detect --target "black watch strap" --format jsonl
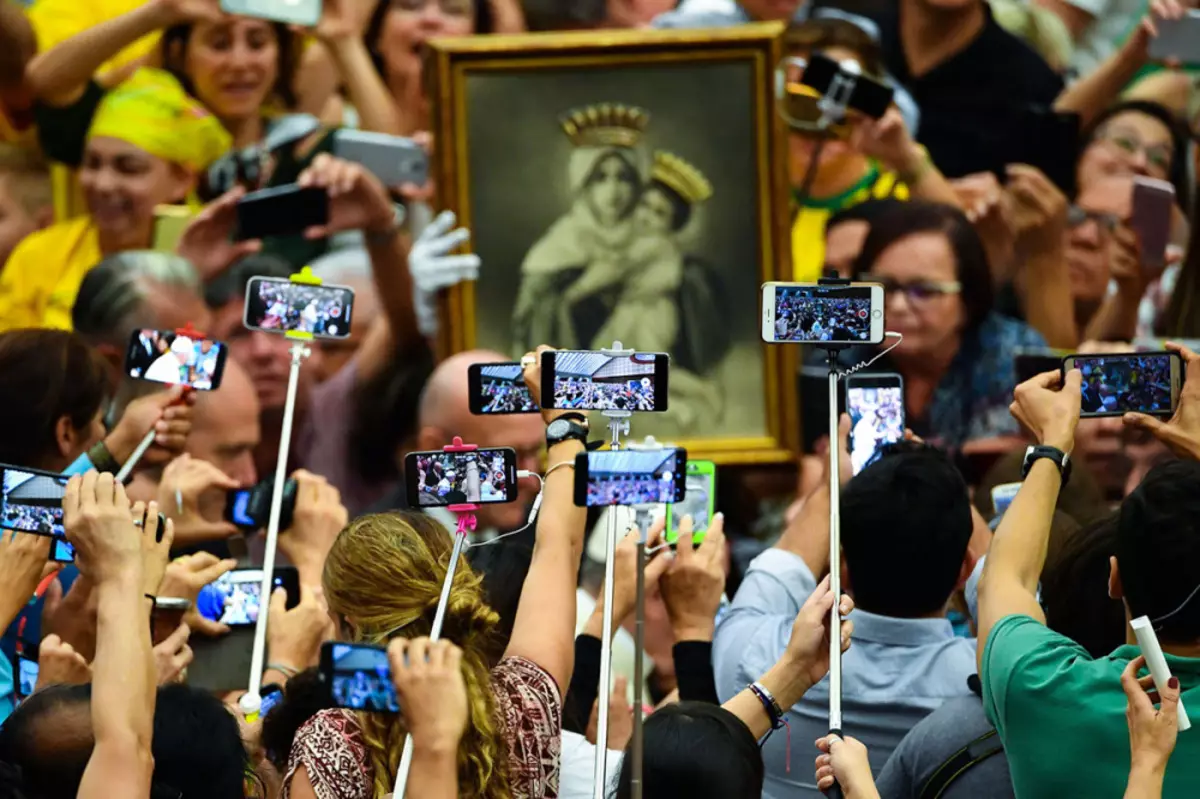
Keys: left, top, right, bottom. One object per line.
{"left": 557, "top": 411, "right": 589, "bottom": 426}
{"left": 547, "top": 418, "right": 590, "bottom": 447}
{"left": 1023, "top": 445, "right": 1071, "bottom": 485}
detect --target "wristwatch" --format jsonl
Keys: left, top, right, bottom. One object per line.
{"left": 546, "top": 414, "right": 589, "bottom": 448}
{"left": 1021, "top": 445, "right": 1071, "bottom": 485}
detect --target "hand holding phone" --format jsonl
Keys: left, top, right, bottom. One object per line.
{"left": 1147, "top": 11, "right": 1200, "bottom": 63}
{"left": 387, "top": 638, "right": 470, "bottom": 746}
{"left": 195, "top": 566, "right": 299, "bottom": 627}
{"left": 321, "top": 641, "right": 400, "bottom": 713}
{"left": 332, "top": 129, "right": 429, "bottom": 188}
{"left": 1063, "top": 351, "right": 1183, "bottom": 418}
{"left": 666, "top": 460, "right": 716, "bottom": 543}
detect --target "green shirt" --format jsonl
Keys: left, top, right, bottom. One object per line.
{"left": 982, "top": 614, "right": 1200, "bottom": 798}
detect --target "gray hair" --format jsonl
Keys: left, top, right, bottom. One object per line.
{"left": 72, "top": 251, "right": 201, "bottom": 347}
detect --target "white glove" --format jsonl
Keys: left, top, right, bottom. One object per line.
{"left": 411, "top": 210, "right": 482, "bottom": 336}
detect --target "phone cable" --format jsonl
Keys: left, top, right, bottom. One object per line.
{"left": 463, "top": 471, "right": 544, "bottom": 549}
{"left": 833, "top": 332, "right": 903, "bottom": 380}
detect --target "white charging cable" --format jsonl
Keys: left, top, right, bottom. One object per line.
{"left": 464, "top": 470, "right": 544, "bottom": 549}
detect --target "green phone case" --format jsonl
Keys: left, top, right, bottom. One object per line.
{"left": 665, "top": 461, "right": 716, "bottom": 544}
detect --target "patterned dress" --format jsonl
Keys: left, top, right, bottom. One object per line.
{"left": 283, "top": 656, "right": 562, "bottom": 799}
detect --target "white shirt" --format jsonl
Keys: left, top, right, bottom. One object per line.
{"left": 1062, "top": 0, "right": 1144, "bottom": 77}
{"left": 558, "top": 730, "right": 624, "bottom": 799}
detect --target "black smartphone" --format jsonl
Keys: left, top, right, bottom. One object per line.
{"left": 319, "top": 641, "right": 399, "bottom": 713}
{"left": 125, "top": 328, "right": 228, "bottom": 390}
{"left": 195, "top": 566, "right": 299, "bottom": 627}
{"left": 404, "top": 447, "right": 519, "bottom": 507}
{"left": 1063, "top": 351, "right": 1184, "bottom": 418}
{"left": 224, "top": 476, "right": 297, "bottom": 532}
{"left": 0, "top": 465, "right": 68, "bottom": 538}
{"left": 234, "top": 184, "right": 328, "bottom": 240}
{"left": 845, "top": 373, "right": 905, "bottom": 476}
{"left": 540, "top": 350, "right": 670, "bottom": 413}
{"left": 243, "top": 276, "right": 355, "bottom": 340}
{"left": 800, "top": 52, "right": 893, "bottom": 120}
{"left": 1014, "top": 348, "right": 1070, "bottom": 385}
{"left": 468, "top": 362, "right": 539, "bottom": 415}
{"left": 574, "top": 447, "right": 687, "bottom": 508}
{"left": 16, "top": 652, "right": 38, "bottom": 700}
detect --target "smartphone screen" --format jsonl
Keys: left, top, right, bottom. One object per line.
{"left": 225, "top": 489, "right": 255, "bottom": 529}
{"left": 17, "top": 655, "right": 38, "bottom": 699}
{"left": 244, "top": 277, "right": 355, "bottom": 340}
{"left": 195, "top": 567, "right": 299, "bottom": 627}
{"left": 0, "top": 466, "right": 68, "bottom": 537}
{"left": 234, "top": 185, "right": 329, "bottom": 241}
{"left": 125, "top": 329, "right": 227, "bottom": 390}
{"left": 321, "top": 642, "right": 399, "bottom": 713}
{"left": 666, "top": 461, "right": 716, "bottom": 543}
{"left": 404, "top": 447, "right": 518, "bottom": 507}
{"left": 468, "top": 362, "right": 538, "bottom": 414}
{"left": 846, "top": 375, "right": 905, "bottom": 475}
{"left": 1067, "top": 352, "right": 1182, "bottom": 417}
{"left": 762, "top": 282, "right": 885, "bottom": 344}
{"left": 575, "top": 447, "right": 687, "bottom": 507}
{"left": 541, "top": 350, "right": 670, "bottom": 412}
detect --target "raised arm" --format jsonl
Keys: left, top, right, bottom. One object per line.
{"left": 66, "top": 474, "right": 167, "bottom": 799}
{"left": 853, "top": 106, "right": 962, "bottom": 210}
{"left": 975, "top": 370, "right": 1081, "bottom": 672}
{"left": 501, "top": 347, "right": 587, "bottom": 692}
{"left": 1006, "top": 165, "right": 1078, "bottom": 349}
{"left": 313, "top": 0, "right": 403, "bottom": 135}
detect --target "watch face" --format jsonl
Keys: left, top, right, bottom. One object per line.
{"left": 547, "top": 419, "right": 569, "bottom": 438}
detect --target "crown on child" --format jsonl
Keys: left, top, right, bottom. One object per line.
{"left": 560, "top": 104, "right": 650, "bottom": 148}
{"left": 651, "top": 151, "right": 713, "bottom": 204}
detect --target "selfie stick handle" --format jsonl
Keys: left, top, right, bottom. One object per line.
{"left": 245, "top": 338, "right": 311, "bottom": 709}
{"left": 114, "top": 429, "right": 157, "bottom": 483}
{"left": 394, "top": 438, "right": 479, "bottom": 797}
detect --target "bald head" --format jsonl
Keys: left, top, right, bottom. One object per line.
{"left": 418, "top": 349, "right": 503, "bottom": 433}
{"left": 190, "top": 359, "right": 261, "bottom": 486}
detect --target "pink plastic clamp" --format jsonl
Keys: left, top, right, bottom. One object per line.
{"left": 443, "top": 436, "right": 481, "bottom": 519}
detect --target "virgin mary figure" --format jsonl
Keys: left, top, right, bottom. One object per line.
{"left": 511, "top": 104, "right": 649, "bottom": 353}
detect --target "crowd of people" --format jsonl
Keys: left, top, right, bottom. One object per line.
{"left": 0, "top": 0, "right": 1196, "bottom": 796}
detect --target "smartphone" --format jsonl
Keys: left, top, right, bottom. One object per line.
{"left": 468, "top": 362, "right": 539, "bottom": 415}
{"left": 319, "top": 642, "right": 399, "bottom": 713}
{"left": 219, "top": 0, "right": 322, "bottom": 28}
{"left": 195, "top": 566, "right": 300, "bottom": 627}
{"left": 1063, "top": 351, "right": 1184, "bottom": 418}
{"left": 332, "top": 129, "right": 428, "bottom": 188}
{"left": 125, "top": 329, "right": 227, "bottom": 390}
{"left": 152, "top": 205, "right": 195, "bottom": 252}
{"left": 540, "top": 350, "right": 670, "bottom": 412}
{"left": 404, "top": 447, "right": 519, "bottom": 507}
{"left": 1014, "top": 347, "right": 1071, "bottom": 385}
{"left": 761, "top": 282, "right": 885, "bottom": 345}
{"left": 665, "top": 460, "right": 716, "bottom": 544}
{"left": 1147, "top": 11, "right": 1200, "bottom": 63}
{"left": 0, "top": 465, "right": 68, "bottom": 538}
{"left": 799, "top": 52, "right": 893, "bottom": 119}
{"left": 224, "top": 476, "right": 298, "bottom": 532}
{"left": 1131, "top": 176, "right": 1176, "bottom": 269}
{"left": 845, "top": 373, "right": 905, "bottom": 475}
{"left": 234, "top": 184, "right": 329, "bottom": 241}
{"left": 243, "top": 276, "right": 355, "bottom": 340}
{"left": 16, "top": 653, "right": 37, "bottom": 700}
{"left": 574, "top": 447, "right": 687, "bottom": 508}
{"left": 52, "top": 539, "right": 74, "bottom": 563}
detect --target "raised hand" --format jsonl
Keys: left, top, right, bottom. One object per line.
{"left": 136, "top": 501, "right": 175, "bottom": 599}
{"left": 64, "top": 473, "right": 143, "bottom": 588}
{"left": 1005, "top": 164, "right": 1068, "bottom": 251}
{"left": 1124, "top": 341, "right": 1200, "bottom": 460}
{"left": 158, "top": 552, "right": 239, "bottom": 637}
{"left": 784, "top": 574, "right": 855, "bottom": 690}
{"left": 267, "top": 584, "right": 333, "bottom": 672}
{"left": 660, "top": 513, "right": 727, "bottom": 642}
{"left": 158, "top": 454, "right": 241, "bottom": 544}
{"left": 1009, "top": 369, "right": 1083, "bottom": 453}
{"left": 278, "top": 470, "right": 348, "bottom": 584}
{"left": 106, "top": 387, "right": 195, "bottom": 468}
{"left": 34, "top": 634, "right": 92, "bottom": 692}
{"left": 411, "top": 210, "right": 482, "bottom": 336}
{"left": 588, "top": 520, "right": 672, "bottom": 636}
{"left": 297, "top": 153, "right": 395, "bottom": 240}
{"left": 153, "top": 622, "right": 193, "bottom": 685}
{"left": 175, "top": 187, "right": 264, "bottom": 282}
{"left": 388, "top": 638, "right": 470, "bottom": 753}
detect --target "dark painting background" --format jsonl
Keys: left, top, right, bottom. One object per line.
{"left": 461, "top": 59, "right": 768, "bottom": 439}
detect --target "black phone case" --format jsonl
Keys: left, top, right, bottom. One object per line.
{"left": 234, "top": 186, "right": 329, "bottom": 240}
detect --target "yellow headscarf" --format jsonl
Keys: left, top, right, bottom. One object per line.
{"left": 87, "top": 68, "right": 231, "bottom": 173}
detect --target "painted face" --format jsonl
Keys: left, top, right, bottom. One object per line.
{"left": 584, "top": 154, "right": 638, "bottom": 226}
{"left": 869, "top": 232, "right": 965, "bottom": 359}
{"left": 183, "top": 15, "right": 280, "bottom": 124}
{"left": 375, "top": 0, "right": 475, "bottom": 87}
{"left": 80, "top": 137, "right": 187, "bottom": 244}
{"left": 1077, "top": 110, "right": 1174, "bottom": 191}
{"left": 634, "top": 186, "right": 675, "bottom": 234}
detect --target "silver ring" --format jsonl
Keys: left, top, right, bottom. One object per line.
{"left": 520, "top": 355, "right": 536, "bottom": 367}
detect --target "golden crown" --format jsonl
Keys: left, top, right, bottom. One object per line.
{"left": 651, "top": 151, "right": 713, "bottom": 205}
{"left": 560, "top": 104, "right": 650, "bottom": 148}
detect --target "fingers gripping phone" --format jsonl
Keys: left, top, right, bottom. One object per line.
{"left": 761, "top": 282, "right": 885, "bottom": 344}
{"left": 540, "top": 350, "right": 670, "bottom": 412}
{"left": 468, "top": 362, "right": 539, "bottom": 414}
{"left": 320, "top": 642, "right": 399, "bottom": 713}
{"left": 244, "top": 276, "right": 355, "bottom": 340}
{"left": 225, "top": 476, "right": 298, "bottom": 532}
{"left": 665, "top": 460, "right": 716, "bottom": 544}
{"left": 332, "top": 129, "right": 429, "bottom": 188}
{"left": 195, "top": 566, "right": 299, "bottom": 627}
{"left": 404, "top": 447, "right": 519, "bottom": 507}
{"left": 574, "top": 447, "right": 687, "bottom": 508}
{"left": 126, "top": 329, "right": 228, "bottom": 390}
{"left": 1064, "top": 351, "right": 1183, "bottom": 418}
{"left": 846, "top": 374, "right": 905, "bottom": 475}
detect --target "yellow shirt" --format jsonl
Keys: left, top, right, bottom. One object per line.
{"left": 26, "top": 0, "right": 158, "bottom": 74}
{"left": 791, "top": 166, "right": 909, "bottom": 282}
{"left": 0, "top": 216, "right": 100, "bottom": 332}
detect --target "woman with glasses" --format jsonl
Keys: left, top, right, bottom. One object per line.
{"left": 851, "top": 201, "right": 1047, "bottom": 449}
{"left": 1076, "top": 100, "right": 1189, "bottom": 201}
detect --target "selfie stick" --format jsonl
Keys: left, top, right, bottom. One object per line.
{"left": 393, "top": 436, "right": 480, "bottom": 796}
{"left": 593, "top": 341, "right": 634, "bottom": 799}
{"left": 241, "top": 272, "right": 317, "bottom": 720}
{"left": 817, "top": 273, "right": 850, "bottom": 799}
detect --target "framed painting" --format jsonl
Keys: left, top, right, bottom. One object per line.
{"left": 430, "top": 23, "right": 797, "bottom": 464}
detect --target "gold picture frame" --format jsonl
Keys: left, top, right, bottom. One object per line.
{"left": 430, "top": 23, "right": 797, "bottom": 464}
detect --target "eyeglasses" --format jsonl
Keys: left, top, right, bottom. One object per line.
{"left": 1066, "top": 205, "right": 1120, "bottom": 234}
{"left": 861, "top": 274, "right": 961, "bottom": 304}
{"left": 391, "top": 0, "right": 474, "bottom": 15}
{"left": 1095, "top": 127, "right": 1174, "bottom": 174}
